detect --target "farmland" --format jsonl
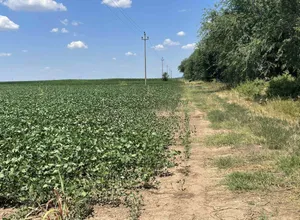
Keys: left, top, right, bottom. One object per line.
{"left": 0, "top": 79, "right": 183, "bottom": 219}
{"left": 2, "top": 79, "right": 300, "bottom": 219}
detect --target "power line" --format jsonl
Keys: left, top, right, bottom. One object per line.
{"left": 105, "top": 1, "right": 163, "bottom": 62}
{"left": 104, "top": 2, "right": 165, "bottom": 56}
{"left": 103, "top": 3, "right": 140, "bottom": 35}
{"left": 148, "top": 39, "right": 163, "bottom": 61}
{"left": 103, "top": 2, "right": 170, "bottom": 78}
{"left": 111, "top": 0, "right": 144, "bottom": 33}
{"left": 161, "top": 57, "right": 164, "bottom": 75}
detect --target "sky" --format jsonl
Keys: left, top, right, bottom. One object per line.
{"left": 0, "top": 0, "right": 215, "bottom": 81}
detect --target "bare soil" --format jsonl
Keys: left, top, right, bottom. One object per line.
{"left": 89, "top": 205, "right": 129, "bottom": 220}
{"left": 0, "top": 208, "right": 14, "bottom": 219}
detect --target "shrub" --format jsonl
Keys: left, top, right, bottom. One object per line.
{"left": 267, "top": 74, "right": 300, "bottom": 98}
{"left": 162, "top": 72, "right": 169, "bottom": 81}
{"left": 235, "top": 79, "right": 266, "bottom": 100}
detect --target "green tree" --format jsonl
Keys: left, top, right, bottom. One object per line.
{"left": 179, "top": 0, "right": 300, "bottom": 85}
{"left": 162, "top": 72, "right": 169, "bottom": 81}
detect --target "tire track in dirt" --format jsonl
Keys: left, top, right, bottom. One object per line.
{"left": 140, "top": 108, "right": 248, "bottom": 220}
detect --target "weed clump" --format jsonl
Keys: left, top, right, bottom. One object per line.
{"left": 225, "top": 171, "right": 275, "bottom": 191}
{"left": 235, "top": 79, "right": 266, "bottom": 100}
{"left": 214, "top": 156, "right": 243, "bottom": 169}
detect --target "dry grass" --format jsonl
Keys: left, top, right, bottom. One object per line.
{"left": 218, "top": 90, "right": 300, "bottom": 124}
{"left": 188, "top": 80, "right": 300, "bottom": 194}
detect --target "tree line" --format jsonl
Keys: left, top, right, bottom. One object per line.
{"left": 179, "top": 0, "right": 300, "bottom": 86}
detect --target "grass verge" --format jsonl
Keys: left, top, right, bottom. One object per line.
{"left": 188, "top": 81, "right": 300, "bottom": 193}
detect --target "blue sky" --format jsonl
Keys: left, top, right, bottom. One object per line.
{"left": 0, "top": 0, "right": 215, "bottom": 81}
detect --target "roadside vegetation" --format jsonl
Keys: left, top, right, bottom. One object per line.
{"left": 189, "top": 81, "right": 300, "bottom": 198}
{"left": 179, "top": 0, "right": 300, "bottom": 111}
{"left": 179, "top": 1, "right": 300, "bottom": 206}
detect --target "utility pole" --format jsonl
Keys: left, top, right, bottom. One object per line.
{"left": 167, "top": 65, "right": 169, "bottom": 76}
{"left": 161, "top": 57, "right": 164, "bottom": 76}
{"left": 141, "top": 32, "right": 149, "bottom": 86}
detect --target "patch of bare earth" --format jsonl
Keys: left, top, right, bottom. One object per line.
{"left": 88, "top": 107, "right": 300, "bottom": 220}
{"left": 140, "top": 109, "right": 234, "bottom": 220}
{"left": 0, "top": 208, "right": 14, "bottom": 219}
{"left": 89, "top": 205, "right": 129, "bottom": 220}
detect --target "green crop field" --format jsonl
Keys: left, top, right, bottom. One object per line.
{"left": 0, "top": 79, "right": 183, "bottom": 219}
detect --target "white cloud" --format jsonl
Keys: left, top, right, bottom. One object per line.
{"left": 182, "top": 43, "right": 197, "bottom": 50}
{"left": 60, "top": 19, "right": 68, "bottom": 25}
{"left": 152, "top": 44, "right": 165, "bottom": 51}
{"left": 101, "top": 0, "right": 132, "bottom": 8}
{"left": 177, "top": 31, "right": 186, "bottom": 36}
{"left": 22, "top": 50, "right": 28, "bottom": 52}
{"left": 112, "top": 57, "right": 117, "bottom": 60}
{"left": 50, "top": 27, "right": 59, "bottom": 33}
{"left": 61, "top": 28, "right": 68, "bottom": 33}
{"left": 163, "top": 38, "right": 180, "bottom": 46}
{"left": 0, "top": 0, "right": 67, "bottom": 11}
{"left": 0, "top": 53, "right": 12, "bottom": 57}
{"left": 71, "top": 21, "right": 82, "bottom": 26}
{"left": 0, "top": 15, "right": 19, "bottom": 31}
{"left": 43, "top": 66, "right": 50, "bottom": 71}
{"left": 151, "top": 39, "right": 180, "bottom": 51}
{"left": 67, "top": 41, "right": 88, "bottom": 49}
{"left": 51, "top": 27, "right": 68, "bottom": 33}
{"left": 179, "top": 9, "right": 191, "bottom": 13}
{"left": 125, "top": 52, "right": 136, "bottom": 56}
